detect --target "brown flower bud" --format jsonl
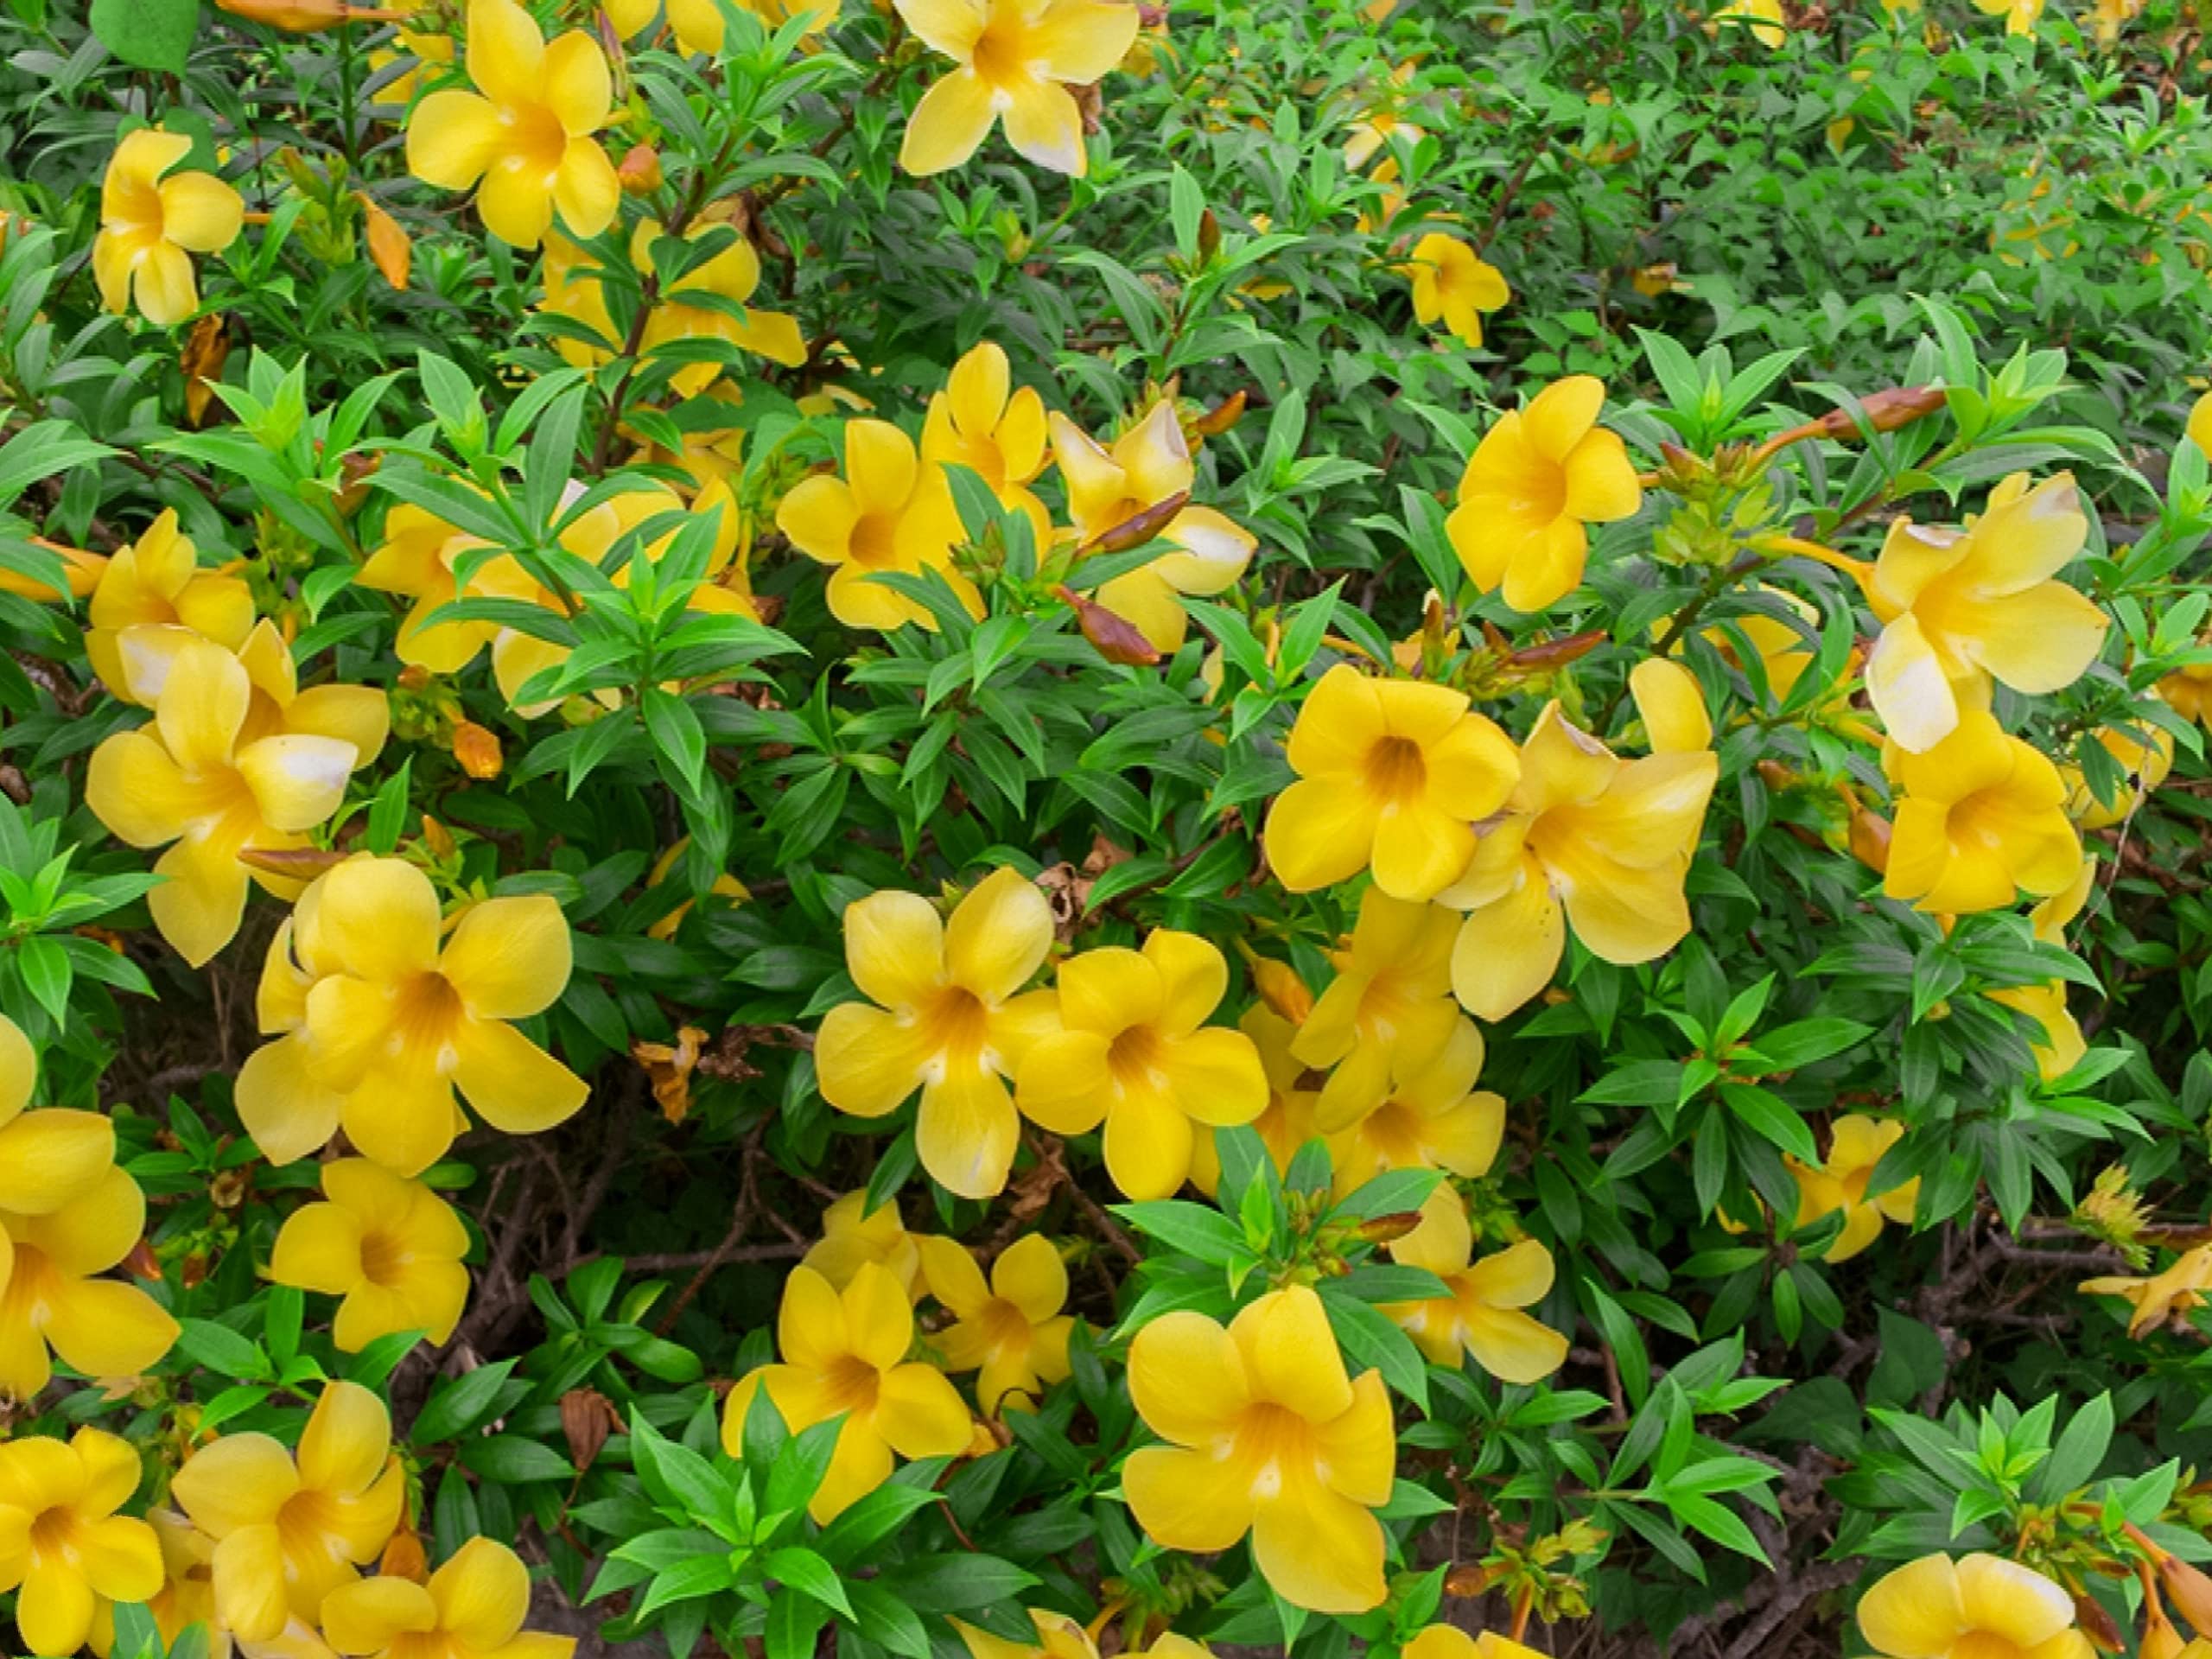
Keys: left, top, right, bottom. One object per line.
{"left": 1052, "top": 584, "right": 1161, "bottom": 667}
{"left": 1445, "top": 1563, "right": 1497, "bottom": 1598}
{"left": 336, "top": 450, "right": 380, "bottom": 516}
{"left": 2141, "top": 1595, "right": 2185, "bottom": 1659}
{"left": 560, "top": 1389, "right": 621, "bottom": 1475}
{"left": 453, "top": 721, "right": 504, "bottom": 779}
{"left": 1355, "top": 1211, "right": 1426, "bottom": 1244}
{"left": 215, "top": 0, "right": 402, "bottom": 29}
{"left": 421, "top": 815, "right": 458, "bottom": 860}
{"left": 1083, "top": 491, "right": 1190, "bottom": 555}
{"left": 358, "top": 193, "right": 411, "bottom": 289}
{"left": 1509, "top": 628, "right": 1607, "bottom": 670}
{"left": 238, "top": 846, "right": 350, "bottom": 880}
{"left": 123, "top": 1241, "right": 162, "bottom": 1281}
{"left": 2075, "top": 1592, "right": 2125, "bottom": 1654}
{"left": 380, "top": 1530, "right": 429, "bottom": 1584}
{"left": 181, "top": 314, "right": 231, "bottom": 429}
{"left": 2159, "top": 1555, "right": 2212, "bottom": 1637}
{"left": 618, "top": 144, "right": 664, "bottom": 195}
{"left": 1847, "top": 804, "right": 1892, "bottom": 874}
{"left": 1190, "top": 391, "right": 1247, "bottom": 437}
{"left": 1249, "top": 957, "right": 1313, "bottom": 1023}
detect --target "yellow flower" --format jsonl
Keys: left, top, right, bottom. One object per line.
{"left": 2062, "top": 722, "right": 2173, "bottom": 829}
{"left": 0, "top": 1152, "right": 177, "bottom": 1399}
{"left": 1325, "top": 1016, "right": 1502, "bottom": 1194}
{"left": 84, "top": 510, "right": 256, "bottom": 702}
{"left": 1445, "top": 698, "right": 1717, "bottom": 1021}
{"left": 1048, "top": 404, "right": 1257, "bottom": 652}
{"left": 1292, "top": 891, "right": 1468, "bottom": 1130}
{"left": 404, "top": 0, "right": 620, "bottom": 249}
{"left": 1784, "top": 1116, "right": 1918, "bottom": 1262}
{"left": 2157, "top": 654, "right": 2212, "bottom": 726}
{"left": 1344, "top": 99, "right": 1421, "bottom": 173}
{"left": 1971, "top": 0, "right": 2044, "bottom": 33}
{"left": 1883, "top": 711, "right": 2081, "bottom": 915}
{"left": 1860, "top": 473, "right": 2105, "bottom": 753}
{"left": 0, "top": 1014, "right": 122, "bottom": 1223}
{"left": 645, "top": 837, "right": 751, "bottom": 943}
{"left": 1989, "top": 858, "right": 2094, "bottom": 1081}
{"left": 922, "top": 342, "right": 1052, "bottom": 540}
{"left": 92, "top": 130, "right": 244, "bottom": 327}
{"left": 916, "top": 1234, "right": 1077, "bottom": 1414}
{"left": 270, "top": 1160, "right": 471, "bottom": 1351}
{"left": 2189, "top": 391, "right": 2212, "bottom": 456}
{"left": 1446, "top": 376, "right": 1643, "bottom": 613}
{"left": 0, "top": 1428, "right": 163, "bottom": 1656}
{"left": 86, "top": 640, "right": 366, "bottom": 966}
{"left": 1190, "top": 1003, "right": 1320, "bottom": 1194}
{"left": 1386, "top": 1194, "right": 1567, "bottom": 1384}
{"left": 321, "top": 1536, "right": 575, "bottom": 1659}
{"left": 1404, "top": 1626, "right": 1549, "bottom": 1659}
{"left": 353, "top": 502, "right": 535, "bottom": 679}
{"left": 1124, "top": 1286, "right": 1394, "bottom": 1613}
{"left": 777, "top": 420, "right": 980, "bottom": 632}
{"left": 171, "top": 1381, "right": 407, "bottom": 1643}
{"left": 720, "top": 1263, "right": 973, "bottom": 1521}
{"left": 1710, "top": 0, "right": 1785, "bottom": 45}
{"left": 1263, "top": 664, "right": 1520, "bottom": 902}
{"left": 893, "top": 0, "right": 1140, "bottom": 178}
{"left": 802, "top": 1192, "right": 924, "bottom": 1295}
{"left": 235, "top": 855, "right": 586, "bottom": 1176}
{"left": 1015, "top": 929, "right": 1268, "bottom": 1199}
{"left": 2081, "top": 1244, "right": 2212, "bottom": 1336}
{"left": 1402, "top": 233, "right": 1510, "bottom": 349}
{"left": 607, "top": 0, "right": 834, "bottom": 55}
{"left": 815, "top": 868, "right": 1058, "bottom": 1199}
{"left": 1856, "top": 1554, "right": 2092, "bottom": 1659}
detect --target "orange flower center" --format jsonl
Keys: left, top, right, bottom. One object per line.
{"left": 1951, "top": 1633, "right": 2031, "bottom": 1659}
{"left": 391, "top": 971, "right": 469, "bottom": 1052}
{"left": 919, "top": 985, "right": 992, "bottom": 1066}
{"left": 1107, "top": 1024, "right": 1164, "bottom": 1089}
{"left": 1228, "top": 1402, "right": 1317, "bottom": 1495}
{"left": 277, "top": 1486, "right": 348, "bottom": 1552}
{"left": 970, "top": 15, "right": 1037, "bottom": 93}
{"left": 29, "top": 1506, "right": 82, "bottom": 1560}
{"left": 848, "top": 512, "right": 901, "bottom": 570}
{"left": 821, "top": 1353, "right": 881, "bottom": 1415}
{"left": 1358, "top": 1099, "right": 1423, "bottom": 1165}
{"left": 504, "top": 104, "right": 571, "bottom": 177}
{"left": 358, "top": 1226, "right": 411, "bottom": 1288}
{"left": 1363, "top": 735, "right": 1427, "bottom": 803}
{"left": 1514, "top": 459, "right": 1568, "bottom": 524}
{"left": 976, "top": 1298, "right": 1032, "bottom": 1352}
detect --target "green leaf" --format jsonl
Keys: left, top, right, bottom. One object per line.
{"left": 762, "top": 1548, "right": 852, "bottom": 1618}
{"left": 878, "top": 1554, "right": 1038, "bottom": 1612}
{"left": 410, "top": 1360, "right": 519, "bottom": 1444}
{"left": 455, "top": 1435, "right": 575, "bottom": 1485}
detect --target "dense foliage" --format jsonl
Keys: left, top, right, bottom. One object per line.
{"left": 1, "top": 0, "right": 2211, "bottom": 1656}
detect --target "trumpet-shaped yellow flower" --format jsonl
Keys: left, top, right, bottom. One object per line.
{"left": 84, "top": 510, "right": 255, "bottom": 702}
{"left": 1403, "top": 1627, "right": 1548, "bottom": 1659}
{"left": 1883, "top": 711, "right": 2081, "bottom": 915}
{"left": 235, "top": 855, "right": 586, "bottom": 1176}
{"left": 1326, "top": 1017, "right": 1502, "bottom": 1194}
{"left": 893, "top": 0, "right": 1140, "bottom": 178}
{"left": 815, "top": 868, "right": 1058, "bottom": 1199}
{"left": 1860, "top": 474, "right": 2105, "bottom": 753}
{"left": 2062, "top": 722, "right": 2173, "bottom": 829}
{"left": 321, "top": 1537, "right": 574, "bottom": 1659}
{"left": 0, "top": 1160, "right": 177, "bottom": 1399}
{"left": 353, "top": 502, "right": 534, "bottom": 680}
{"left": 1403, "top": 233, "right": 1510, "bottom": 349}
{"left": 171, "top": 1382, "right": 407, "bottom": 1643}
{"left": 1971, "top": 0, "right": 2044, "bottom": 33}
{"left": 0, "top": 1428, "right": 163, "bottom": 1656}
{"left": 0, "top": 1014, "right": 118, "bottom": 1220}
{"left": 140, "top": 1512, "right": 224, "bottom": 1659}
{"left": 1294, "top": 892, "right": 1468, "bottom": 1130}
{"left": 778, "top": 420, "right": 980, "bottom": 632}
{"left": 404, "top": 0, "right": 620, "bottom": 249}
{"left": 92, "top": 130, "right": 245, "bottom": 327}
{"left": 923, "top": 343, "right": 1052, "bottom": 538}
{"left": 917, "top": 1233, "right": 1076, "bottom": 1414}
{"left": 1989, "top": 859, "right": 2093, "bottom": 1082}
{"left": 1190, "top": 1003, "right": 1321, "bottom": 1195}
{"left": 270, "top": 1160, "right": 471, "bottom": 1351}
{"left": 1784, "top": 1116, "right": 1918, "bottom": 1262}
{"left": 803, "top": 1192, "right": 924, "bottom": 1296}
{"left": 603, "top": 0, "right": 832, "bottom": 56}
{"left": 1711, "top": 0, "right": 1785, "bottom": 44}
{"left": 2189, "top": 391, "right": 2212, "bottom": 457}
{"left": 1049, "top": 404, "right": 1257, "bottom": 652}
{"left": 1446, "top": 377, "right": 1643, "bottom": 613}
{"left": 1264, "top": 664, "right": 1520, "bottom": 902}
{"left": 1387, "top": 1195, "right": 1567, "bottom": 1384}
{"left": 1446, "top": 700, "right": 1717, "bottom": 1021}
{"left": 2080, "top": 1243, "right": 2212, "bottom": 1337}
{"left": 1124, "top": 1286, "right": 1394, "bottom": 1613}
{"left": 953, "top": 1614, "right": 1208, "bottom": 1659}
{"left": 86, "top": 640, "right": 364, "bottom": 967}
{"left": 1016, "top": 929, "right": 1268, "bottom": 1199}
{"left": 1856, "top": 1554, "right": 2092, "bottom": 1659}
{"left": 721, "top": 1263, "right": 973, "bottom": 1520}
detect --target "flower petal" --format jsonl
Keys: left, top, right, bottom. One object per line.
{"left": 944, "top": 868, "right": 1051, "bottom": 1002}
{"left": 1249, "top": 1484, "right": 1387, "bottom": 1614}
{"left": 451, "top": 1017, "right": 589, "bottom": 1136}
{"left": 440, "top": 896, "right": 572, "bottom": 1019}
{"left": 1450, "top": 880, "right": 1565, "bottom": 1021}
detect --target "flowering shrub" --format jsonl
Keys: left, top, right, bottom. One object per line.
{"left": 1, "top": 0, "right": 2211, "bottom": 1656}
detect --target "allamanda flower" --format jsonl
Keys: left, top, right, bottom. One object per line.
{"left": 1014, "top": 929, "right": 1268, "bottom": 1200}
{"left": 1402, "top": 1630, "right": 1547, "bottom": 1659}
{"left": 1292, "top": 891, "right": 1467, "bottom": 1131}
{"left": 0, "top": 1428, "right": 163, "bottom": 1657}
{"left": 92, "top": 129, "right": 245, "bottom": 327}
{"left": 404, "top": 0, "right": 620, "bottom": 249}
{"left": 603, "top": 0, "right": 832, "bottom": 56}
{"left": 1883, "top": 711, "right": 2081, "bottom": 915}
{"left": 84, "top": 509, "right": 254, "bottom": 702}
{"left": 86, "top": 639, "right": 365, "bottom": 967}
{"left": 1446, "top": 375, "right": 1643, "bottom": 613}
{"left": 1262, "top": 663, "right": 1520, "bottom": 903}
{"left": 777, "top": 419, "right": 980, "bottom": 632}
{"left": 1325, "top": 1016, "right": 1502, "bottom": 1195}
{"left": 916, "top": 1233, "right": 1077, "bottom": 1414}
{"left": 0, "top": 1014, "right": 120, "bottom": 1221}
{"left": 169, "top": 1381, "right": 407, "bottom": 1643}
{"left": 2190, "top": 391, "right": 2212, "bottom": 456}
{"left": 321, "top": 1537, "right": 575, "bottom": 1659}
{"left": 893, "top": 0, "right": 1140, "bottom": 178}
{"left": 1783, "top": 1116, "right": 1918, "bottom": 1263}
{"left": 270, "top": 1160, "right": 471, "bottom": 1351}
{"left": 1049, "top": 403, "right": 1257, "bottom": 652}
{"left": 1446, "top": 680, "right": 1717, "bottom": 1022}
{"left": 1856, "top": 1553, "right": 2092, "bottom": 1659}
{"left": 720, "top": 1263, "right": 972, "bottom": 1521}
{"left": 922, "top": 342, "right": 1052, "bottom": 542}
{"left": 1859, "top": 473, "right": 2105, "bottom": 753}
{"left": 1124, "top": 1286, "right": 1395, "bottom": 1613}
{"left": 1403, "top": 233, "right": 1510, "bottom": 349}
{"left": 1988, "top": 858, "right": 2094, "bottom": 1082}
{"left": 1189, "top": 1003, "right": 1320, "bottom": 1195}
{"left": 1386, "top": 1193, "right": 1568, "bottom": 1385}
{"left": 803, "top": 1192, "right": 924, "bottom": 1296}
{"left": 815, "top": 868, "right": 1058, "bottom": 1200}
{"left": 0, "top": 1162, "right": 178, "bottom": 1399}
{"left": 2080, "top": 1244, "right": 2212, "bottom": 1337}
{"left": 234, "top": 855, "right": 586, "bottom": 1177}
{"left": 1710, "top": 0, "right": 1786, "bottom": 44}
